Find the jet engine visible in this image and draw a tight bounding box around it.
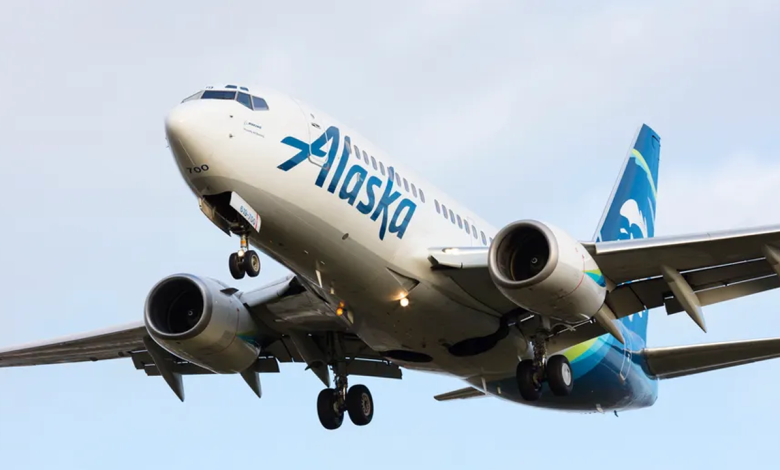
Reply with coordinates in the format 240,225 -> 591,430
488,220 -> 607,323
144,274 -> 261,373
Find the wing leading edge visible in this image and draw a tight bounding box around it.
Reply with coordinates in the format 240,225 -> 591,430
0,275 -> 400,400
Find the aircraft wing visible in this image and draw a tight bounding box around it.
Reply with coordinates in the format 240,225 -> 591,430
0,275 -> 400,397
429,224 -> 780,330
644,337 -> 780,379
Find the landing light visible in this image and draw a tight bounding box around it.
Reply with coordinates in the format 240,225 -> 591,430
399,297 -> 410,308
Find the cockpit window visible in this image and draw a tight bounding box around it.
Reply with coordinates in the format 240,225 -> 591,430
237,92 -> 253,110
251,96 -> 269,110
181,91 -> 203,103
202,90 -> 236,100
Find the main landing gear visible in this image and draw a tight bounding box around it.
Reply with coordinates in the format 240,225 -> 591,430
316,334 -> 374,430
228,232 -> 261,280
516,334 -> 574,401
317,376 -> 374,430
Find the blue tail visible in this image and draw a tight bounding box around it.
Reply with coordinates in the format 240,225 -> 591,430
593,124 -> 661,340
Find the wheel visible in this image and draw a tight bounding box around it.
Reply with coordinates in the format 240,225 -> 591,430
516,359 -> 542,401
316,388 -> 344,430
229,253 -> 245,280
242,250 -> 261,277
546,355 -> 574,397
346,384 -> 374,426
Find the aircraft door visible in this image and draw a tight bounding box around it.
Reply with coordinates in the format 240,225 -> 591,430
304,108 -> 332,167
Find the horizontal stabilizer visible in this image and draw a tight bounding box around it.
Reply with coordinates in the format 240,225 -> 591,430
434,387 -> 486,401
645,338 -> 780,380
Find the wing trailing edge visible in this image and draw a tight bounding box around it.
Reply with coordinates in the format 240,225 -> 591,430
644,337 -> 780,380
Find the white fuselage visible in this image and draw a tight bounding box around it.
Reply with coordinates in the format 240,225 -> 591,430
165,85 -> 528,382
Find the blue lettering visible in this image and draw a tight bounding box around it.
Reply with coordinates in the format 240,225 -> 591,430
357,176 -> 381,215
280,127 -> 415,240
389,199 -> 416,239
327,135 -> 350,194
339,164 -> 367,206
314,127 -> 340,188
370,180 -> 402,241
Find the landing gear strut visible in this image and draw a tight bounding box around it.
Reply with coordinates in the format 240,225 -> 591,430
316,336 -> 374,430
516,333 -> 573,401
228,232 -> 261,280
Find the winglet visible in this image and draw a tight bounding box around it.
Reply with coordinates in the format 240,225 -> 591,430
661,265 -> 707,333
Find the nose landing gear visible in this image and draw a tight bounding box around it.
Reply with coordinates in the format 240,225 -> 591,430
228,232 -> 261,280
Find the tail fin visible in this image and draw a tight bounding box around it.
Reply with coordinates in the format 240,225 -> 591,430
594,124 -> 661,340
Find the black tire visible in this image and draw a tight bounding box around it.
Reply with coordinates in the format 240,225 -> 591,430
229,253 -> 245,280
547,355 -> 574,397
346,384 -> 374,426
516,359 -> 542,401
316,388 -> 344,430
242,250 -> 261,277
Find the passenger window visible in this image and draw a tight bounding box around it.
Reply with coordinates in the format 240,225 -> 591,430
435,200 -> 441,213
464,223 -> 470,235
202,90 -> 236,100
251,96 -> 269,110
481,232 -> 487,245
419,189 -> 426,203
449,209 -> 456,224
388,166 -> 395,180
472,225 -> 478,239
442,204 -> 449,219
379,161 -> 386,176
354,145 -> 360,160
370,156 -> 378,171
362,151 -> 370,165
456,214 -> 463,229
489,237 -> 494,245
237,92 -> 253,109
395,172 -> 402,187
411,183 -> 418,198
403,178 -> 410,192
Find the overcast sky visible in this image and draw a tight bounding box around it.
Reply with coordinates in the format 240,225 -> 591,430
1,1 -> 779,468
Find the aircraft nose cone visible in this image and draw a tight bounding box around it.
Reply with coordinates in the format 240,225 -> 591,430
165,102 -> 216,168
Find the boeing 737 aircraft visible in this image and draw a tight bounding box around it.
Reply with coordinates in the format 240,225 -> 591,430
4,84 -> 780,430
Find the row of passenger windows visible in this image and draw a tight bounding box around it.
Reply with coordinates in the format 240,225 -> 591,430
434,199 -> 493,246
351,144 -> 426,204
181,89 -> 269,111
350,143 -> 491,245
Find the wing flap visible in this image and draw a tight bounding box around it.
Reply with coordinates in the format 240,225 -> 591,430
433,387 -> 486,401
644,338 -> 780,379
607,258 -> 778,317
586,225 -> 780,285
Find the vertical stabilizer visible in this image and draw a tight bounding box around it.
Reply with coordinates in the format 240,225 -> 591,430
593,124 -> 661,340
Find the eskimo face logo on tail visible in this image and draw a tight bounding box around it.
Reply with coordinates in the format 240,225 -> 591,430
619,199 -> 648,239
276,126 -> 416,241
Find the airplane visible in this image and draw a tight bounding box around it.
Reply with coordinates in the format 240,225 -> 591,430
3,83 -> 780,430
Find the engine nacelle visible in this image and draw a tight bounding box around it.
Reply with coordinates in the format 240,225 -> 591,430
144,274 -> 260,374
488,220 -> 607,323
